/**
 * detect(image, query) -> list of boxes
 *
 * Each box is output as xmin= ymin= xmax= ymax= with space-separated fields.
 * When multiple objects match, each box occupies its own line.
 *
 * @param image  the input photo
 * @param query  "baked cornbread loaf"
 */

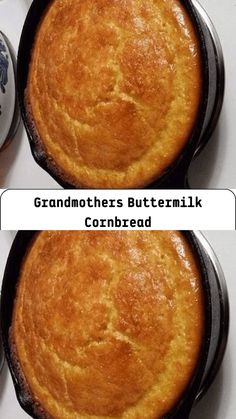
xmin=26 ymin=0 xmax=202 ymax=188
xmin=11 ymin=231 xmax=204 ymax=419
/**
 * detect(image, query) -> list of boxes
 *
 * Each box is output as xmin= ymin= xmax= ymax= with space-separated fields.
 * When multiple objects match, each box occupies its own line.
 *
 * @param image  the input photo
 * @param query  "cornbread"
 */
xmin=11 ymin=231 xmax=204 ymax=419
xmin=26 ymin=0 xmax=202 ymax=188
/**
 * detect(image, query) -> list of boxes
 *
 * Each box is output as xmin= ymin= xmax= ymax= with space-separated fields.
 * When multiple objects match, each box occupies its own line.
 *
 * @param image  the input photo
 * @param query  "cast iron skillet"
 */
xmin=17 ymin=0 xmax=209 ymax=189
xmin=1 ymin=231 xmax=213 ymax=419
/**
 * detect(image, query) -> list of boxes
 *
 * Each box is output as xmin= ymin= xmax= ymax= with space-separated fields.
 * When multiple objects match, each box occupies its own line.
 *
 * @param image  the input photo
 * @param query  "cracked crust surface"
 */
xmin=12 ymin=231 xmax=204 ymax=419
xmin=27 ymin=0 xmax=202 ymax=188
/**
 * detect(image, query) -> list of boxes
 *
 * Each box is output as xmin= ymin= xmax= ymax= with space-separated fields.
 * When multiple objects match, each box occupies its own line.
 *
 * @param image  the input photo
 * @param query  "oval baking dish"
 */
xmin=0 ymin=231 xmax=229 ymax=419
xmin=17 ymin=0 xmax=224 ymax=189
xmin=0 ymin=31 xmax=19 ymax=152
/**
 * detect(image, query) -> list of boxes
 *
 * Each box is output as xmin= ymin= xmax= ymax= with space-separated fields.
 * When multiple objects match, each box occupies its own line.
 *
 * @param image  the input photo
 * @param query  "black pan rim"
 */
xmin=1 ymin=230 xmax=212 ymax=419
xmin=194 ymin=232 xmax=230 ymax=402
xmin=17 ymin=0 xmax=210 ymax=189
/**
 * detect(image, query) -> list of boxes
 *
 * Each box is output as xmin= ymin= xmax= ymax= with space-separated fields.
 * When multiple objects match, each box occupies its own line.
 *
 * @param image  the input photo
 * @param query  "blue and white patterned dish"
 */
xmin=0 ymin=31 xmax=16 ymax=149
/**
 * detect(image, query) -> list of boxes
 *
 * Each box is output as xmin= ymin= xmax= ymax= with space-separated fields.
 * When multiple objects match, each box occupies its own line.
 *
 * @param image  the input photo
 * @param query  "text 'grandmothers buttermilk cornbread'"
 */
xmin=11 ymin=231 xmax=204 ymax=419
xmin=26 ymin=0 xmax=202 ymax=188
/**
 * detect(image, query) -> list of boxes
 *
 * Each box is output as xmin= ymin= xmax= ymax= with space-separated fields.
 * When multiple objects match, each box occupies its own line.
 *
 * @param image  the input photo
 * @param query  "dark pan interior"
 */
xmin=1 ymin=231 xmax=212 ymax=419
xmin=17 ymin=0 xmax=209 ymax=189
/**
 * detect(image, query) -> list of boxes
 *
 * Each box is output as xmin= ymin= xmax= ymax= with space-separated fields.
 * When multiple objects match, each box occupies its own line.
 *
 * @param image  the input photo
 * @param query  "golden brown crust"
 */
xmin=27 ymin=0 xmax=202 ymax=188
xmin=12 ymin=231 xmax=204 ymax=419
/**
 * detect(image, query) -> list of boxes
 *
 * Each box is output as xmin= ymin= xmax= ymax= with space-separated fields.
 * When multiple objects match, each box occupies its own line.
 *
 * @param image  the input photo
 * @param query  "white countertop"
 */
xmin=0 ymin=0 xmax=236 ymax=189
xmin=0 ymin=230 xmax=236 ymax=419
